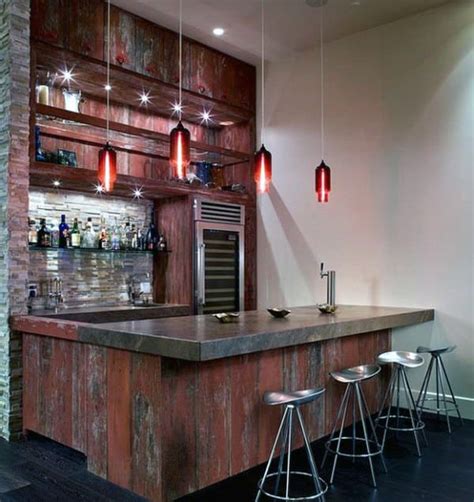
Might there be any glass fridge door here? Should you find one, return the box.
[196,224,244,314]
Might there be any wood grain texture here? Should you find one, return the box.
[21,329,391,501]
[107,348,132,488]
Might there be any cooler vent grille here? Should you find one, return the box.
[198,201,244,224]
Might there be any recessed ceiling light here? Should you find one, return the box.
[219,120,235,126]
[213,27,225,36]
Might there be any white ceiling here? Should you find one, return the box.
[111,0,453,64]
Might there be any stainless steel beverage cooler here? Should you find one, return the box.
[194,199,245,314]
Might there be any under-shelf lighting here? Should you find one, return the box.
[104,84,112,92]
[199,108,213,125]
[139,91,151,105]
[58,66,75,85]
[93,183,105,194]
[132,186,144,199]
[213,27,225,36]
[52,179,61,187]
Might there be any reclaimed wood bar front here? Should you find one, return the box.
[13,305,434,501]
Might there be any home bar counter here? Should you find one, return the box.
[12,305,433,501]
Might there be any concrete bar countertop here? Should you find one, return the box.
[13,305,434,361]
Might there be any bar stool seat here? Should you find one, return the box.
[256,387,327,501]
[322,364,387,488]
[417,345,456,356]
[377,351,424,368]
[376,350,427,456]
[264,388,325,407]
[416,345,462,433]
[331,364,380,384]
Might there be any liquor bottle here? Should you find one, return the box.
[157,234,167,252]
[82,217,96,248]
[49,220,59,248]
[70,218,81,247]
[28,218,38,245]
[58,214,69,248]
[119,220,128,250]
[98,216,108,250]
[131,224,138,249]
[145,221,157,251]
[111,218,120,251]
[37,218,51,247]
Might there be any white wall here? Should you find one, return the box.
[257,2,474,417]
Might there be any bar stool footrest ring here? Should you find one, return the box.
[418,397,459,414]
[376,414,425,432]
[325,437,383,458]
[257,471,328,501]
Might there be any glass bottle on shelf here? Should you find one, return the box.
[119,219,128,250]
[111,218,120,251]
[58,214,69,248]
[82,217,96,248]
[49,220,59,248]
[98,216,109,250]
[131,224,138,249]
[145,221,158,251]
[70,218,81,248]
[157,234,167,252]
[37,218,51,248]
[28,218,38,245]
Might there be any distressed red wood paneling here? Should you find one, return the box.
[67,0,104,59]
[229,352,260,474]
[107,348,132,488]
[22,334,40,433]
[21,329,391,501]
[195,358,230,488]
[160,358,198,500]
[31,0,66,47]
[85,345,108,478]
[131,353,162,501]
[110,5,136,71]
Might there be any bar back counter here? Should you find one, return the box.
[12,305,434,501]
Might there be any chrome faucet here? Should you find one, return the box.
[320,262,336,306]
[46,277,64,311]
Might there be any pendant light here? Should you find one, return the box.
[169,0,191,180]
[98,0,117,193]
[254,0,272,194]
[315,1,331,203]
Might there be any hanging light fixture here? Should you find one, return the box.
[254,0,272,194]
[315,0,331,203]
[98,0,117,193]
[169,0,191,180]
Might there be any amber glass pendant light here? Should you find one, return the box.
[169,0,191,180]
[315,1,331,203]
[254,0,272,194]
[97,0,117,193]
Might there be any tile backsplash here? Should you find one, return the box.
[28,189,154,308]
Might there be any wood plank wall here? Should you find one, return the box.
[22,330,391,501]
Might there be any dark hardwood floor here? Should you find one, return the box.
[0,414,472,501]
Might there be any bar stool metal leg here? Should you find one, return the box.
[400,367,422,456]
[324,364,386,489]
[256,387,327,501]
[417,352,463,433]
[439,357,463,425]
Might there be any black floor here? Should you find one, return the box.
[0,414,472,501]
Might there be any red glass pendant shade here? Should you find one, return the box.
[254,144,272,194]
[170,121,191,179]
[98,142,117,193]
[315,160,331,203]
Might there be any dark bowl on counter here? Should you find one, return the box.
[267,308,291,318]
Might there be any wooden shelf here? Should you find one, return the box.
[30,162,252,204]
[36,104,250,168]
[34,41,254,128]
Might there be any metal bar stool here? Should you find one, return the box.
[322,364,387,488]
[416,345,463,433]
[256,388,328,501]
[376,351,427,457]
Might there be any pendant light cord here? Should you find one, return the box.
[179,0,183,122]
[106,0,111,142]
[320,2,324,160]
[261,0,265,144]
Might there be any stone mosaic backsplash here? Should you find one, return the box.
[28,189,154,308]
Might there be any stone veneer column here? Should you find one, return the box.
[0,0,30,439]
